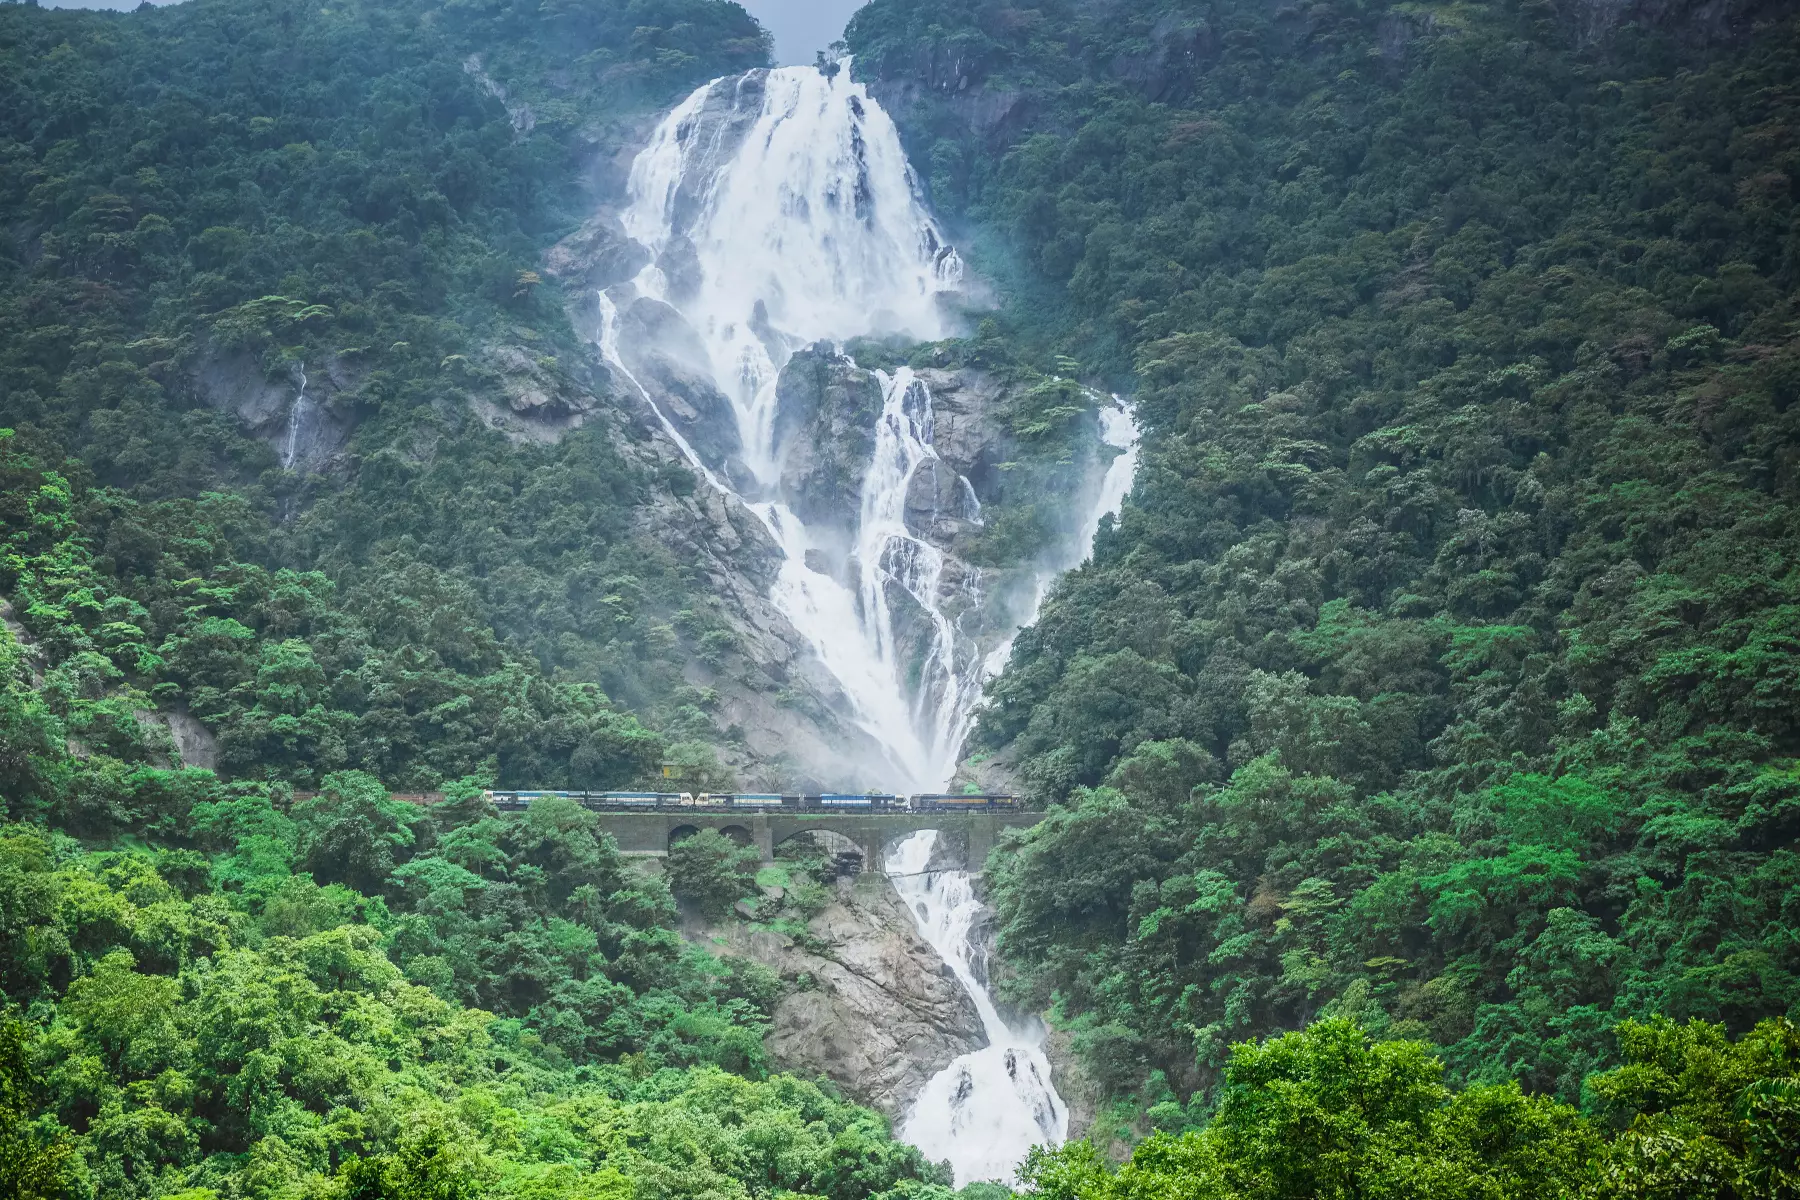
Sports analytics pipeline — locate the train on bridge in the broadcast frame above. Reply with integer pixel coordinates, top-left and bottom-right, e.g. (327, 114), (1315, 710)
(481, 790), (1020, 814)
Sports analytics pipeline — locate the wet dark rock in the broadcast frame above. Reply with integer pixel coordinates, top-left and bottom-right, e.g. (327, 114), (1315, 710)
(544, 213), (651, 290)
(774, 344), (883, 528)
(192, 348), (359, 472)
(697, 870), (984, 1118)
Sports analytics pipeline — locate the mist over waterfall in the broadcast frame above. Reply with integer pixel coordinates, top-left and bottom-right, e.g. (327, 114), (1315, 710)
(621, 64), (962, 485)
(888, 831), (1067, 1183)
(592, 60), (1138, 794)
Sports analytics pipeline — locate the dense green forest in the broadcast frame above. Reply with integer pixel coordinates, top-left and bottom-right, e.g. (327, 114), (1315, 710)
(847, 0), (1800, 1135)
(0, 0), (766, 792)
(0, 740), (954, 1199)
(6, 0), (1800, 1192)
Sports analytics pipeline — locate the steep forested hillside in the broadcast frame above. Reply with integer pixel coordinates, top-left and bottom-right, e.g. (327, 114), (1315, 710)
(0, 0), (768, 794)
(0, 4), (961, 1196)
(6, 0), (1800, 1190)
(848, 0), (1800, 1125)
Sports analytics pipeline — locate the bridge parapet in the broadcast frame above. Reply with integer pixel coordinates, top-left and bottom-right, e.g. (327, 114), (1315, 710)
(594, 810), (1044, 873)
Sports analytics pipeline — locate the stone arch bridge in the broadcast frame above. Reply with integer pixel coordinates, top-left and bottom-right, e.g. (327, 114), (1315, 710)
(595, 810), (1044, 873)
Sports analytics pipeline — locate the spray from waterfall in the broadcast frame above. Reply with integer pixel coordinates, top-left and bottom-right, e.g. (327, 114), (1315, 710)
(887, 830), (1067, 1184)
(596, 61), (1140, 792)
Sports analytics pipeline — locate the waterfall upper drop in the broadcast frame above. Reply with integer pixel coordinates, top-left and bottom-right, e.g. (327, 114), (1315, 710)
(620, 63), (962, 484)
(592, 61), (1139, 792)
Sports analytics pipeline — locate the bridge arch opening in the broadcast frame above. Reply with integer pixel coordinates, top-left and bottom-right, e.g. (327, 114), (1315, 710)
(776, 828), (864, 877)
(717, 824), (753, 848)
(667, 824), (701, 851)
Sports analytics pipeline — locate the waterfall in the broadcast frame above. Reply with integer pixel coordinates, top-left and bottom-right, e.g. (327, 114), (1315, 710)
(597, 62), (1142, 791)
(887, 830), (1067, 1184)
(591, 61), (1139, 1185)
(982, 392), (1141, 679)
(605, 62), (977, 789)
(282, 362), (309, 470)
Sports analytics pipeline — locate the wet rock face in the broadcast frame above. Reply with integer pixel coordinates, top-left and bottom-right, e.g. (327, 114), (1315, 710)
(543, 212), (651, 292)
(192, 348), (358, 472)
(912, 366), (1012, 511)
(616, 296), (747, 484)
(773, 345), (883, 527)
(904, 458), (982, 540)
(705, 871), (985, 1118)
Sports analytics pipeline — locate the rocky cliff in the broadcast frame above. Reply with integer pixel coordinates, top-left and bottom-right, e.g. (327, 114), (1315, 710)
(698, 868), (986, 1118)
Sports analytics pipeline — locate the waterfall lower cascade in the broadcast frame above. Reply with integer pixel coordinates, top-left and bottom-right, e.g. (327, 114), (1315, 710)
(887, 830), (1067, 1183)
(597, 60), (1140, 792)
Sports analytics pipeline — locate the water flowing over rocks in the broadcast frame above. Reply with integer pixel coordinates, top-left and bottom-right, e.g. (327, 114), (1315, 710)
(888, 831), (1068, 1183)
(536, 61), (1141, 793)
(698, 870), (986, 1118)
(538, 60), (1144, 1174)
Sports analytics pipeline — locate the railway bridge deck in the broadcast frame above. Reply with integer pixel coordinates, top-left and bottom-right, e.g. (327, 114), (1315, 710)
(594, 810), (1044, 873)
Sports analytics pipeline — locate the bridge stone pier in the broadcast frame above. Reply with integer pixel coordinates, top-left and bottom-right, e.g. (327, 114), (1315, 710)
(593, 810), (1044, 873)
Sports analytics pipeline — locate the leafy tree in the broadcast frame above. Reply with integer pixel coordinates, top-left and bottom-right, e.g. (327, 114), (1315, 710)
(666, 829), (760, 919)
(293, 769), (420, 894)
(0, 1017), (78, 1200)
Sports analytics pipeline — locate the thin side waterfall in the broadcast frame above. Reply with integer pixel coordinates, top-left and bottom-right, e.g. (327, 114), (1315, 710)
(888, 831), (1067, 1184)
(982, 392), (1141, 679)
(282, 362), (309, 470)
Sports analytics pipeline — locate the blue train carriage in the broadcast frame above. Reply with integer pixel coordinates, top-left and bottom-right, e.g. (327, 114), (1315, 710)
(908, 793), (1020, 811)
(814, 793), (901, 810)
(484, 789), (557, 811)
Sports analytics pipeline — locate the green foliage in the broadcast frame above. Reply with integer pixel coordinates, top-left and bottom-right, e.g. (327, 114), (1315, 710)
(0, 811), (944, 1200)
(0, 1017), (80, 1200)
(0, 0), (772, 791)
(666, 829), (761, 919)
(1589, 1016), (1800, 1198)
(849, 0), (1800, 1110)
(1022, 1017), (1800, 1200)
(0, 431), (671, 794)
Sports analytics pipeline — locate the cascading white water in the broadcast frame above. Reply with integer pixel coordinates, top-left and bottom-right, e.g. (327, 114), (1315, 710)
(598, 62), (1142, 791)
(887, 830), (1067, 1184)
(606, 62), (978, 789)
(853, 367), (986, 785)
(282, 362), (309, 470)
(982, 393), (1141, 679)
(622, 64), (961, 483)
